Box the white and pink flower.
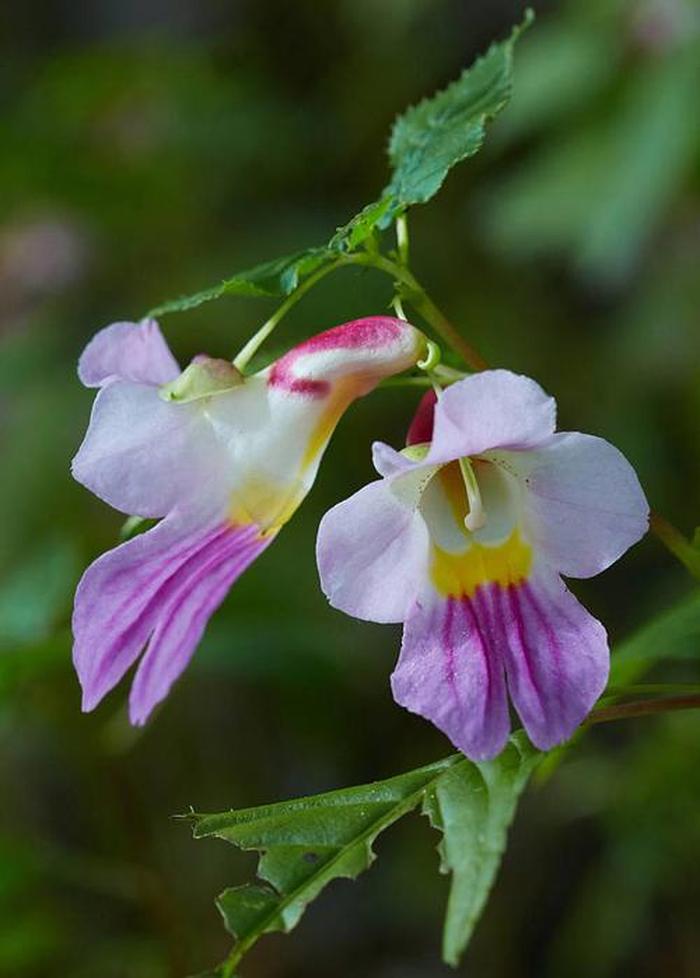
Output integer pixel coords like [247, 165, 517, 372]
[317, 370, 649, 760]
[71, 316, 426, 724]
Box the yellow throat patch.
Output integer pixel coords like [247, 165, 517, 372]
[430, 530, 532, 598]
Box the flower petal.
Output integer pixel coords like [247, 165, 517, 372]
[317, 476, 430, 624]
[391, 586, 510, 761]
[267, 316, 426, 397]
[495, 571, 609, 749]
[78, 319, 180, 388]
[500, 431, 649, 578]
[73, 513, 270, 719]
[371, 441, 419, 478]
[71, 381, 227, 517]
[128, 523, 272, 724]
[427, 370, 556, 464]
[73, 513, 219, 711]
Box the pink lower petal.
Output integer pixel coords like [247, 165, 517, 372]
[72, 515, 270, 718]
[128, 524, 272, 724]
[391, 587, 510, 761]
[496, 571, 609, 749]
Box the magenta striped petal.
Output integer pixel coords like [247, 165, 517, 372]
[128, 524, 270, 724]
[495, 572, 609, 749]
[73, 517, 272, 719]
[391, 587, 510, 761]
[391, 571, 609, 759]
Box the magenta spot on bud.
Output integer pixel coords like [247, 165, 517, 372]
[268, 316, 406, 398]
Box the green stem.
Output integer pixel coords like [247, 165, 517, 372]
[232, 259, 345, 372]
[233, 250, 487, 375]
[396, 213, 410, 265]
[603, 682, 700, 700]
[650, 511, 700, 580]
[380, 375, 434, 388]
[346, 253, 488, 371]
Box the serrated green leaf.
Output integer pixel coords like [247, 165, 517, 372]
[216, 884, 280, 940]
[385, 10, 532, 210]
[147, 14, 530, 320]
[189, 736, 538, 973]
[148, 247, 333, 317]
[610, 589, 700, 687]
[422, 732, 538, 965]
[328, 195, 396, 251]
[191, 754, 458, 957]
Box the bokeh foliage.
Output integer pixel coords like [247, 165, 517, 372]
[1, 1, 699, 975]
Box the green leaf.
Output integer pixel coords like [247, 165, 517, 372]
[147, 14, 530, 320]
[192, 754, 458, 954]
[328, 195, 396, 252]
[610, 589, 700, 687]
[188, 735, 538, 974]
[422, 733, 538, 965]
[385, 10, 533, 210]
[147, 247, 333, 316]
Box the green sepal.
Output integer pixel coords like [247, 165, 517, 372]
[159, 357, 243, 403]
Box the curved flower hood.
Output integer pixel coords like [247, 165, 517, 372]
[317, 370, 649, 760]
[72, 316, 426, 724]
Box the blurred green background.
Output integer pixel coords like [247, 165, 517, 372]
[2, 0, 700, 975]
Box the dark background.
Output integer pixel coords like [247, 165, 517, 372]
[1, 1, 700, 975]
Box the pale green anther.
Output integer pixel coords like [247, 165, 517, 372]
[159, 357, 244, 403]
[458, 456, 487, 531]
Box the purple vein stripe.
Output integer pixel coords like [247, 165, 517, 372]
[74, 520, 272, 717]
[129, 525, 271, 723]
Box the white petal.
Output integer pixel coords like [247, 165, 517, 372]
[72, 381, 228, 517]
[317, 476, 430, 624]
[492, 432, 649, 578]
[428, 370, 556, 464]
[78, 319, 180, 388]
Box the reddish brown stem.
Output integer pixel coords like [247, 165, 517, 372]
[589, 694, 700, 726]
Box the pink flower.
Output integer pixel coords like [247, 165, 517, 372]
[317, 370, 649, 759]
[72, 316, 426, 724]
